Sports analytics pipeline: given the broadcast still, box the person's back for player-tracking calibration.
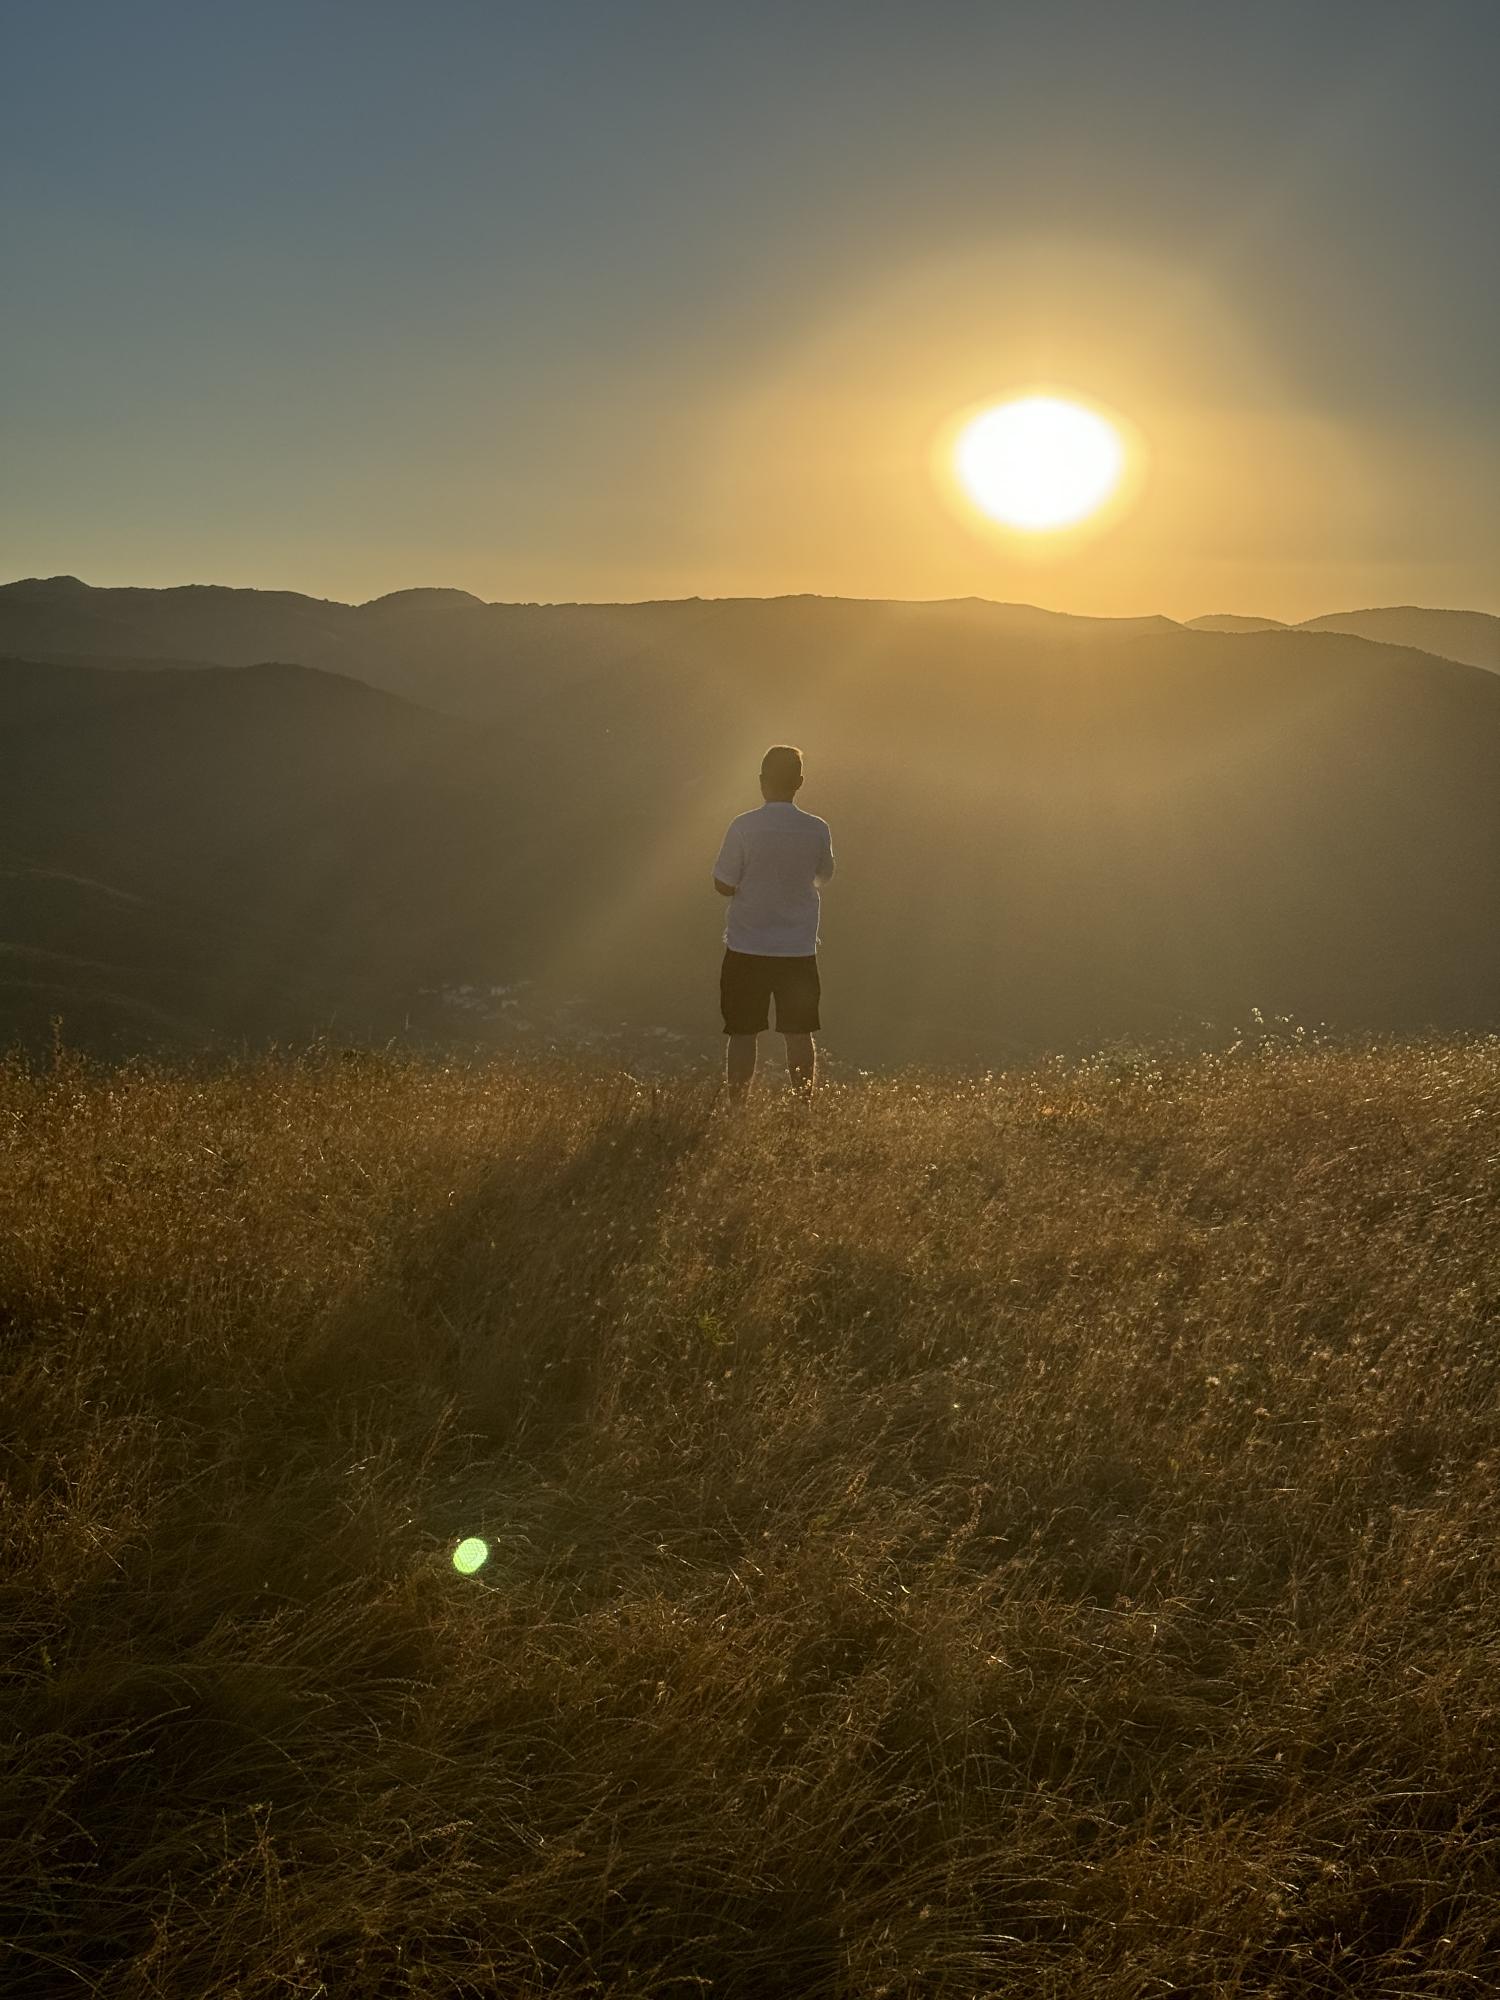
[718,799,832,956]
[712,744,834,1095]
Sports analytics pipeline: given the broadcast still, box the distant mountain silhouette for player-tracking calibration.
[0,657,479,1051]
[0,577,1186,718]
[1295,607,1500,676]
[1188,605,1500,673]
[1187,614,1290,634]
[3,597,1498,1063]
[5,579,1495,722]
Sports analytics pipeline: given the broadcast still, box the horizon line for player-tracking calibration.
[4,572,1496,629]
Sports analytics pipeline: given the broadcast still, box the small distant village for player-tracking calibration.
[412,978,712,1073]
[410,978,862,1080]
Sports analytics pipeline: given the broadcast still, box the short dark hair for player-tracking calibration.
[760,744,803,792]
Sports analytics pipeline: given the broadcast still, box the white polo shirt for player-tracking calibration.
[713,801,835,957]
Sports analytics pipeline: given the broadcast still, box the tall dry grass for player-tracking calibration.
[2,1037,1499,1996]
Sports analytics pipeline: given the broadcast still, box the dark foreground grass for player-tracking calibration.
[3,1038,1499,1997]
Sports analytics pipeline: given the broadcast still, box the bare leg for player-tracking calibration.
[784,1031,816,1095]
[725,1033,758,1096]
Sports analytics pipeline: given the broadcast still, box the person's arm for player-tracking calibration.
[815,833,835,887]
[712,823,744,898]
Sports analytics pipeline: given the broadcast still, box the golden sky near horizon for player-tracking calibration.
[4,7,1496,621]
[14,233,1491,623]
[685,245,1493,622]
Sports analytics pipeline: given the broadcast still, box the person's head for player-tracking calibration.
[760,743,804,802]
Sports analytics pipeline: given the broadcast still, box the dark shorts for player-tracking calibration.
[720,950,821,1035]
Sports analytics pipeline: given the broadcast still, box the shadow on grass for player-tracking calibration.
[292,1078,721,1446]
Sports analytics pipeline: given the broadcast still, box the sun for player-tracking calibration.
[954,395,1125,532]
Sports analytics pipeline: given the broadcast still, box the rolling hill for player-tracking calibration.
[2,591,1498,1064]
[1295,605,1500,675]
[0,576,1187,721]
[1188,604,1500,673]
[7,580,1497,720]
[9,1041,1499,1992]
[1186,614,1289,635]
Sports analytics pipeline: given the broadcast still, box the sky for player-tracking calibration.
[3,0,1497,619]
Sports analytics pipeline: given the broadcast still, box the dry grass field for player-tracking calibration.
[3,1037,1499,1996]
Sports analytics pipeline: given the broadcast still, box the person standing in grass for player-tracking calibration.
[712,744,835,1097]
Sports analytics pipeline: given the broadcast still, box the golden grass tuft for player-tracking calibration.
[3,1037,1499,1994]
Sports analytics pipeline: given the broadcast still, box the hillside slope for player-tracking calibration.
[0,656,627,1053]
[4,1045,1498,1994]
[1297,605,1500,675]
[7,580,1497,719]
[1186,613,1289,634]
[1190,606,1500,673]
[0,577,1186,718]
[3,625,1499,1061]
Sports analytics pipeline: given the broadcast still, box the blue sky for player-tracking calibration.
[4,0,1496,615]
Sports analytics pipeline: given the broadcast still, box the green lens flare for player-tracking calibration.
[452,1537,489,1575]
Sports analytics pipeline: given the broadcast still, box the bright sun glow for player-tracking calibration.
[955,396,1125,531]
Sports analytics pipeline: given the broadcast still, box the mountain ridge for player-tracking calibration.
[1188,603,1500,673]
[3,622,1497,1064]
[10,574,1493,622]
[3,580,1496,734]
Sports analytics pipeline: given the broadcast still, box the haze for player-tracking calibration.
[4,0,1498,621]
